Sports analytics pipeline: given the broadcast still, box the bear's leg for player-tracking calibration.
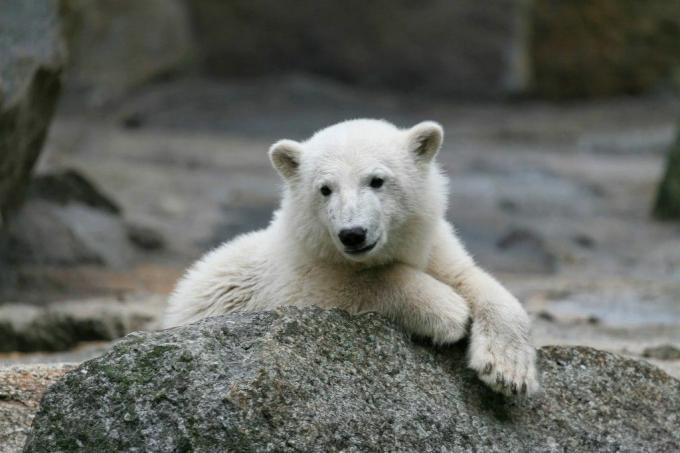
[456,267,539,396]
[426,220,539,396]
[357,264,470,345]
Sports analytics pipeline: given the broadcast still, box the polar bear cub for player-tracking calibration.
[164,119,538,396]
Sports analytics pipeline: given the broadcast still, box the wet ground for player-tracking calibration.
[3,75,680,377]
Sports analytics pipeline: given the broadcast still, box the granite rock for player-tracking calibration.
[25,307,680,452]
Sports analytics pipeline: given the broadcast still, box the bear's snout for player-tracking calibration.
[338,227,367,247]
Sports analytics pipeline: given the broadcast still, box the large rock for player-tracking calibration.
[0,0,66,222]
[25,307,680,452]
[0,364,73,453]
[186,0,530,98]
[654,130,680,220]
[62,0,194,106]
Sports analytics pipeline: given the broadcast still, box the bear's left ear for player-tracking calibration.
[406,121,443,164]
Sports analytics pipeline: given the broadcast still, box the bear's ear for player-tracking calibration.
[269,139,303,180]
[406,121,443,164]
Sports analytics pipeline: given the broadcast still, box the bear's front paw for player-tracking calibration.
[468,330,539,397]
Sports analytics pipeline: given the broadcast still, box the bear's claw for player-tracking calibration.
[468,332,539,397]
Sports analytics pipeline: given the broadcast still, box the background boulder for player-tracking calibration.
[25,307,680,452]
[0,0,66,222]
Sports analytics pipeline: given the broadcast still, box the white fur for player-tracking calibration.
[164,119,538,396]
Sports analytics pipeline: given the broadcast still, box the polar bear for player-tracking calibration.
[164,119,538,396]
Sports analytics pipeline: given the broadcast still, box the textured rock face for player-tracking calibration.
[0,365,73,453]
[654,131,680,220]
[187,0,530,98]
[25,307,680,452]
[0,0,66,221]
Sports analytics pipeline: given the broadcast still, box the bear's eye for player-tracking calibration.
[369,177,384,189]
[320,185,332,196]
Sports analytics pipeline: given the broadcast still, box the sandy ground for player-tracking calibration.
[3,75,680,377]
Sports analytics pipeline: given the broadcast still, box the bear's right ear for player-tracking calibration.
[269,139,303,180]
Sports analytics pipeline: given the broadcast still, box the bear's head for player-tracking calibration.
[269,119,448,267]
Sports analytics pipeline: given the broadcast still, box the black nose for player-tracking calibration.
[339,227,367,247]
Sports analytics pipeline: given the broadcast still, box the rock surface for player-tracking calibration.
[25,307,680,452]
[0,0,66,221]
[0,364,73,453]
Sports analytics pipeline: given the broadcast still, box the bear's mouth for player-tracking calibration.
[345,239,379,255]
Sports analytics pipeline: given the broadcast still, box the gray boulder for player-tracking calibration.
[0,0,66,221]
[25,307,680,452]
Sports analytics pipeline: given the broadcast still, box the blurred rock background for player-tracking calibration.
[1,2,680,446]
